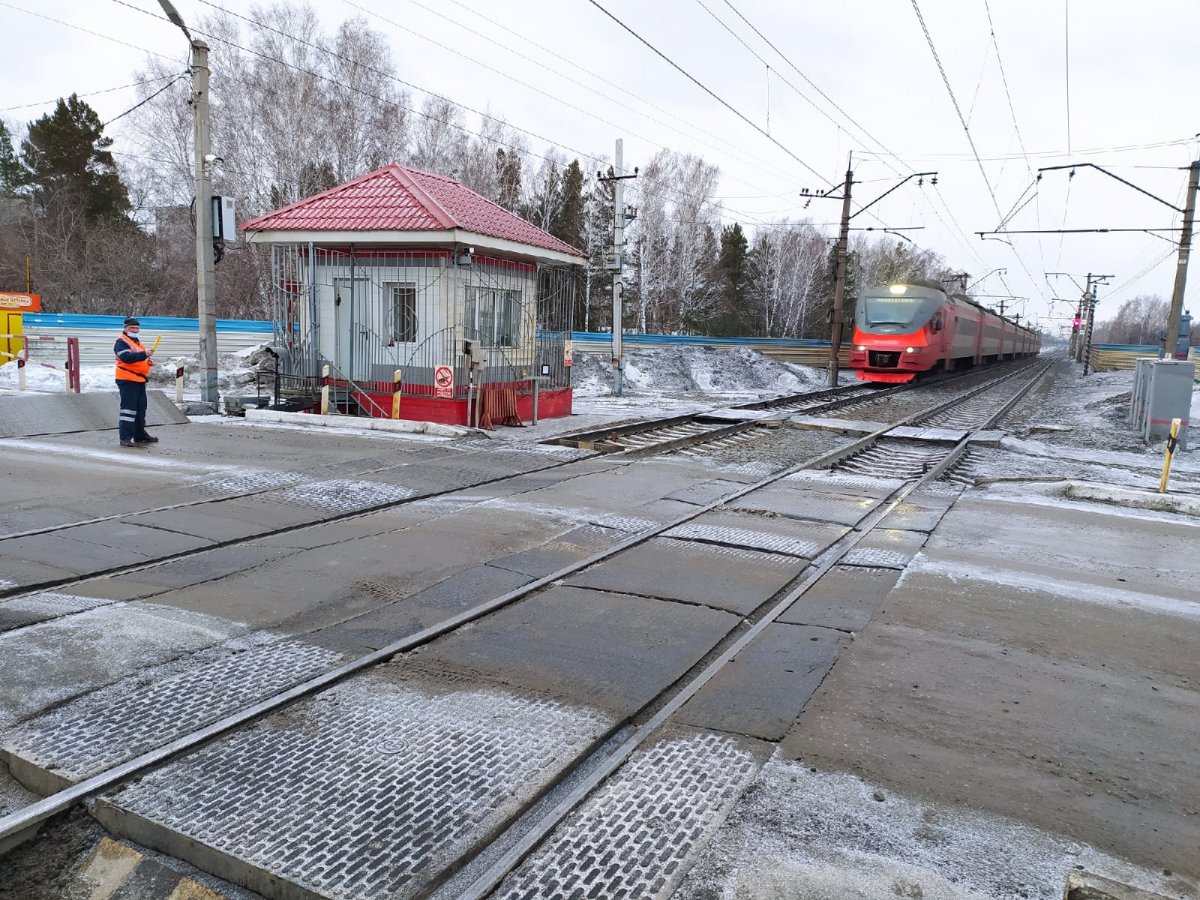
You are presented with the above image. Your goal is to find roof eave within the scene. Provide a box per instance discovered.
[242,227,586,266]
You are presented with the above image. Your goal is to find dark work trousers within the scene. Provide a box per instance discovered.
[117,379,148,442]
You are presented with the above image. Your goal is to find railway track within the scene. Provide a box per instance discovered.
[545,382,902,456]
[0,359,1053,896]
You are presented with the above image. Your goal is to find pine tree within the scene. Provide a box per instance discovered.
[551,159,584,250]
[0,120,24,197]
[495,148,521,212]
[713,222,749,335]
[20,95,130,223]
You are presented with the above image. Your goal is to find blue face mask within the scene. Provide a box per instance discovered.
[126,329,141,339]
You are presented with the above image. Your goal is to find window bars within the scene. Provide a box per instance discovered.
[269,245,576,402]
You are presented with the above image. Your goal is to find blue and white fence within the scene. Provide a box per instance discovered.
[15,313,840,369]
[20,314,274,367]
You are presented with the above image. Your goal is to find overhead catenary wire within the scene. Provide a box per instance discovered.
[982,0,1034,178]
[910,0,1003,223]
[906,0,1050,304]
[1064,0,1072,156]
[105,0,785,231]
[692,0,902,180]
[441,0,801,194]
[78,0,1045,315]
[718,0,913,179]
[187,0,809,225]
[582,0,832,186]
[340,0,804,201]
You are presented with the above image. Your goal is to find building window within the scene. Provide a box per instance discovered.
[465,288,522,348]
[388,283,417,343]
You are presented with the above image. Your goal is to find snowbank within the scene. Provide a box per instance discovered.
[571,345,827,398]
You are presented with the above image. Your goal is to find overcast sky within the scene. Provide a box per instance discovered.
[2,0,1198,335]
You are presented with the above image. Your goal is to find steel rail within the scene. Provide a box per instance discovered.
[0,362,1042,857]
[451,358,1053,898]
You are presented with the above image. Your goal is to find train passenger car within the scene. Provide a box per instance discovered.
[848,279,1041,383]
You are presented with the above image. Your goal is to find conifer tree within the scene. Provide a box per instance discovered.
[20,94,130,223]
[0,120,24,197]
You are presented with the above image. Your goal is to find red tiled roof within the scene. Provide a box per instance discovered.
[241,163,584,257]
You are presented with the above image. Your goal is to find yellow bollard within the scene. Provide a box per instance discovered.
[320,363,330,415]
[391,369,402,419]
[1158,418,1182,493]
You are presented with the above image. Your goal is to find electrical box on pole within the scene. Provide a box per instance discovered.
[211,196,237,243]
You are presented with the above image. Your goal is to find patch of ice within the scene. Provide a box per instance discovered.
[681,759,1183,900]
[903,554,1200,621]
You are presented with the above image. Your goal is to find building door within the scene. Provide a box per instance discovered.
[333,277,369,379]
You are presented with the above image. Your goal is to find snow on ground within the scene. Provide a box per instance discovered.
[0,344,267,398]
[572,345,825,397]
[568,345,842,422]
[680,760,1189,900]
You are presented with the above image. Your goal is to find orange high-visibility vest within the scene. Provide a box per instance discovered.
[115,333,151,383]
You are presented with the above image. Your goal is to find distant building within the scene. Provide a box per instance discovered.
[242,163,584,425]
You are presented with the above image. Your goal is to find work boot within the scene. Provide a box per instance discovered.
[119,439,141,448]
[135,434,159,443]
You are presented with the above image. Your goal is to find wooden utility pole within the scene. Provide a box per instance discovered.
[828,163,854,388]
[1165,159,1199,359]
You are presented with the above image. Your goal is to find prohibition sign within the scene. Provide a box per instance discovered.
[434,365,455,398]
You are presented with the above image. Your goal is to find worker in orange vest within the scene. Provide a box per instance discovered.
[114,317,159,448]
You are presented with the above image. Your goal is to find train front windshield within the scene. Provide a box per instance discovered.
[856,291,941,333]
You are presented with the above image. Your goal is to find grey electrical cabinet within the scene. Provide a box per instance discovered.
[1131,359,1194,449]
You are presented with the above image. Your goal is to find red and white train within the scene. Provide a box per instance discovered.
[848,280,1041,383]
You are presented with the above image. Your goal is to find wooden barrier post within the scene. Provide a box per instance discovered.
[320,363,330,415]
[67,337,81,393]
[1158,418,1182,493]
[391,369,402,419]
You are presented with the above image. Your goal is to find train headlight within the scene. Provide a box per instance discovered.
[905,346,917,353]
[856,345,866,351]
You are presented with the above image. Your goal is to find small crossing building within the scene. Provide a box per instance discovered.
[241,163,584,425]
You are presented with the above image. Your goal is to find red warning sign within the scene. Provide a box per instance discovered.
[434,365,455,398]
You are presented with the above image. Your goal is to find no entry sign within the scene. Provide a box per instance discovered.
[434,365,454,398]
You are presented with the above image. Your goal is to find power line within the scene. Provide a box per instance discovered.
[857,136,1195,161]
[0,0,175,62]
[442,0,795,190]
[910,0,1003,222]
[718,0,912,178]
[343,0,801,200]
[909,1,1051,305]
[1064,0,1072,156]
[0,71,185,113]
[106,0,783,231]
[102,71,189,127]
[694,0,885,172]
[982,0,1033,178]
[582,0,830,185]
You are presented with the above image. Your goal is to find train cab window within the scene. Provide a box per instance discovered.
[931,312,944,332]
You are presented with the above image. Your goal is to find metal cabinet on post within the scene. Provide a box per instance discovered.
[1141,359,1194,449]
